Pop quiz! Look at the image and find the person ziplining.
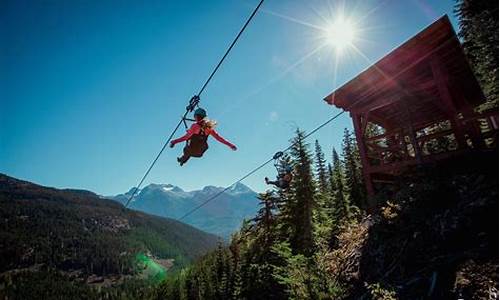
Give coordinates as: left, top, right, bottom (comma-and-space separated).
170, 108, 237, 166
124, 0, 264, 208
264, 151, 293, 189
265, 166, 293, 189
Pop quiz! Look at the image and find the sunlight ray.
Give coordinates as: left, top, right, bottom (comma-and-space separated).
217, 44, 328, 117
350, 43, 389, 79
352, 0, 391, 26
260, 8, 323, 31
349, 43, 420, 101
309, 2, 332, 26
332, 50, 340, 89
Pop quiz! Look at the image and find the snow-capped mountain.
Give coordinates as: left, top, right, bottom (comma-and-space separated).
112, 182, 258, 239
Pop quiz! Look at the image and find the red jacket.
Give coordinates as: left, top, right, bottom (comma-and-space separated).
171, 122, 236, 149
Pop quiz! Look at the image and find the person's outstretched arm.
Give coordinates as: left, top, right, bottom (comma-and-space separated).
170, 124, 198, 147
210, 130, 237, 150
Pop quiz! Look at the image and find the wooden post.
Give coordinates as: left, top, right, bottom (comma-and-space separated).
430, 56, 468, 149
351, 112, 376, 201
401, 97, 423, 163
454, 92, 487, 149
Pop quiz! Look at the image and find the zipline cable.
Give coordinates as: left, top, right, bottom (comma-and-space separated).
124, 117, 186, 208
178, 157, 274, 221
178, 109, 346, 221
283, 110, 345, 152
175, 14, 460, 220
197, 0, 265, 97
124, 0, 266, 208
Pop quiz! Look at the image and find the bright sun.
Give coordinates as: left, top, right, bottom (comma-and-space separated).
324, 18, 356, 51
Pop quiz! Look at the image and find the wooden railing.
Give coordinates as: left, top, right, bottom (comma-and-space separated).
362, 109, 498, 169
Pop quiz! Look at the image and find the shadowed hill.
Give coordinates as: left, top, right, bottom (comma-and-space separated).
0, 174, 219, 299
329, 151, 499, 299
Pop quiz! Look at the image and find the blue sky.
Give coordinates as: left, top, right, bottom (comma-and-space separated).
1, 0, 459, 195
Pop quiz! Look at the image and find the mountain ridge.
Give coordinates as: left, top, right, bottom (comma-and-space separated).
111, 182, 259, 239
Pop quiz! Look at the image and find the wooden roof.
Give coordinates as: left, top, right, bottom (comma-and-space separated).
323, 15, 485, 128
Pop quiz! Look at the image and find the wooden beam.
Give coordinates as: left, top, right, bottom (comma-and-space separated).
453, 91, 488, 149
365, 128, 404, 142
366, 143, 405, 153
430, 54, 468, 149
351, 113, 376, 200
367, 112, 393, 129
361, 113, 369, 136
329, 37, 456, 109
368, 148, 468, 174
399, 96, 423, 163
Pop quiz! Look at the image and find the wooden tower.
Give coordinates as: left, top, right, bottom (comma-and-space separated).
323, 16, 498, 205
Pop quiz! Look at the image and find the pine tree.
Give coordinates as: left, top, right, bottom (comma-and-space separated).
329, 147, 350, 246
342, 129, 366, 210
213, 242, 232, 300
314, 140, 329, 195
288, 129, 316, 256
252, 191, 278, 256
274, 154, 296, 243
237, 192, 287, 300
231, 262, 243, 300
328, 163, 333, 183
455, 0, 498, 110
331, 147, 349, 220
312, 140, 332, 246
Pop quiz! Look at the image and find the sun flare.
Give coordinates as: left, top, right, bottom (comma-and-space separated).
323, 17, 356, 51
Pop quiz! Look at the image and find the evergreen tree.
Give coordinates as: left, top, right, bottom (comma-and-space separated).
288, 129, 316, 256
251, 192, 278, 258
214, 242, 231, 299
328, 163, 334, 184
329, 147, 351, 246
312, 140, 332, 245
231, 263, 243, 300
314, 140, 329, 195
240, 192, 286, 300
455, 0, 499, 110
342, 129, 366, 210
331, 147, 349, 220
274, 155, 296, 244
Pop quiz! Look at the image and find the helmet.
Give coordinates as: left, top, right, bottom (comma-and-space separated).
194, 108, 207, 118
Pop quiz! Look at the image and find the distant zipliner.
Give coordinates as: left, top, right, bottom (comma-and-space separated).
265, 151, 293, 189
170, 108, 237, 166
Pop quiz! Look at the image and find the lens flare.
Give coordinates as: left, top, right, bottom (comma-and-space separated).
135, 253, 167, 283
323, 17, 356, 51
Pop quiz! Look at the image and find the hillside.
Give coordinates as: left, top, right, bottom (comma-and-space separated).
112, 182, 259, 238
330, 155, 499, 299
0, 174, 219, 299
158, 132, 499, 299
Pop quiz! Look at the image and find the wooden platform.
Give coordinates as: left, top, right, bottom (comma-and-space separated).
323, 15, 498, 206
